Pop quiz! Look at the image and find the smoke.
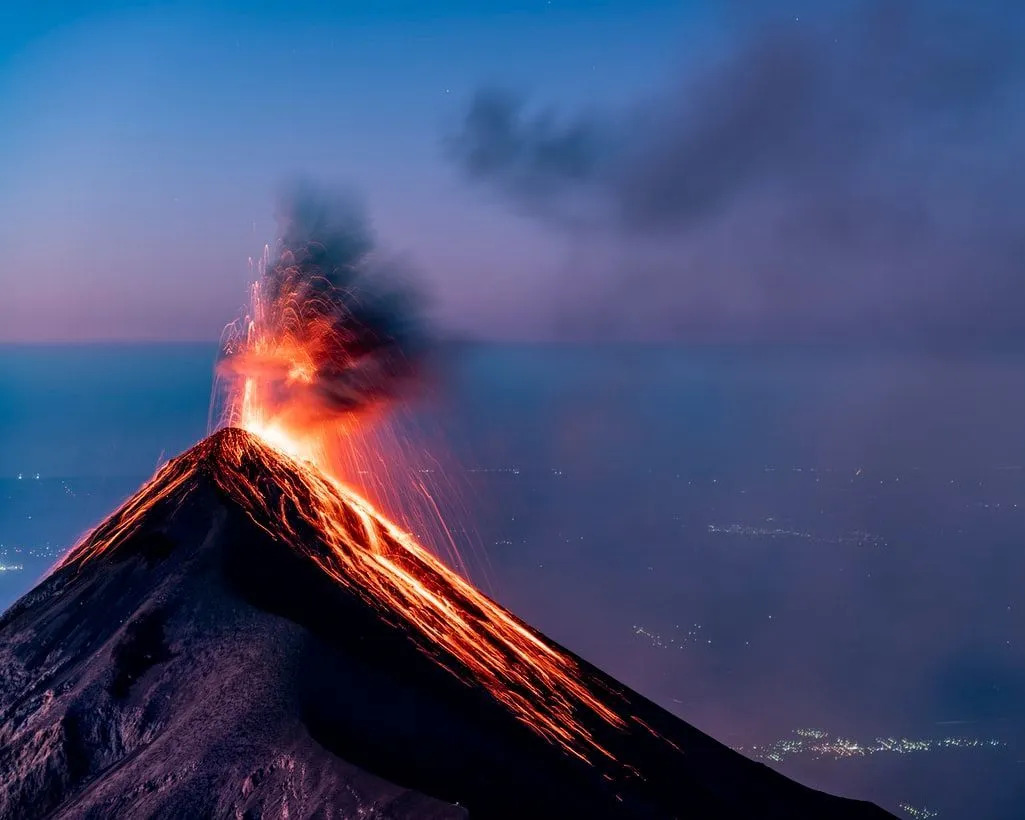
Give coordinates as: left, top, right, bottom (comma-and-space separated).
219, 182, 425, 425
449, 1, 1025, 343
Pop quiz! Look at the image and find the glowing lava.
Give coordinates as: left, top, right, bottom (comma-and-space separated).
62, 429, 628, 764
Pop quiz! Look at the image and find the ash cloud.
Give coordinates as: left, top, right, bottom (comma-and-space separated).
451, 89, 609, 227
450, 1, 1025, 343
221, 182, 425, 422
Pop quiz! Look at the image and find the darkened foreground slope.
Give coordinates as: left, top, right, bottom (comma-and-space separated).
0, 429, 894, 819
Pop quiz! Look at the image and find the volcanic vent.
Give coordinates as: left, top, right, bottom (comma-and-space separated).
0, 428, 892, 819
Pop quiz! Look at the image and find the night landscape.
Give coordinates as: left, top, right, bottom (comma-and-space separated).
1, 2, 1023, 818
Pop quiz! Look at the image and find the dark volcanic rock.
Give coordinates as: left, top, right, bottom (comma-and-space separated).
0, 429, 894, 819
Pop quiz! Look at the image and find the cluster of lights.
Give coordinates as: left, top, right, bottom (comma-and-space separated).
707, 523, 886, 547
633, 623, 706, 650
0, 544, 62, 561
898, 803, 939, 819
738, 728, 1005, 763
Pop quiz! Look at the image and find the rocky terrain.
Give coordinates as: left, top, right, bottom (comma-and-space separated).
0, 429, 893, 819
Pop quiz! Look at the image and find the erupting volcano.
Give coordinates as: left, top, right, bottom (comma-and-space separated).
0, 188, 892, 818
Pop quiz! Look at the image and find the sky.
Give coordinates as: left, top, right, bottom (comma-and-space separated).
1, 1, 1022, 343
0, 0, 693, 342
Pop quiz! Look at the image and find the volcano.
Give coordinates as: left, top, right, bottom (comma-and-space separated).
0, 428, 892, 819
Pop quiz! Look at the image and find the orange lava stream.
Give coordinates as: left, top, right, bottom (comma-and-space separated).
61, 429, 626, 763
215, 430, 628, 762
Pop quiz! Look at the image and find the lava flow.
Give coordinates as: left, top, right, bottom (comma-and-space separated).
61, 428, 628, 763
61, 186, 632, 765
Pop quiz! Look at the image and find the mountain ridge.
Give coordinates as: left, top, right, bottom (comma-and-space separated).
0, 428, 894, 819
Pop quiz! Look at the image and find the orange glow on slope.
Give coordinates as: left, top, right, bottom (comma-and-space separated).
61, 430, 627, 763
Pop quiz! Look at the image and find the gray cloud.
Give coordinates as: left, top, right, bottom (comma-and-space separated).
450, 1, 1025, 343
449, 89, 610, 228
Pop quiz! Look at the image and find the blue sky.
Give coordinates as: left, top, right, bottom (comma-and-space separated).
0, 1, 698, 341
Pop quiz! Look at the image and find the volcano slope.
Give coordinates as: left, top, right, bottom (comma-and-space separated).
0, 429, 893, 819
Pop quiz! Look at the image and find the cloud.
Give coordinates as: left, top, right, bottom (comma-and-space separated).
449, 1, 1025, 343
448, 89, 611, 228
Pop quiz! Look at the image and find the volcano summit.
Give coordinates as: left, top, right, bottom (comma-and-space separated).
0, 429, 892, 819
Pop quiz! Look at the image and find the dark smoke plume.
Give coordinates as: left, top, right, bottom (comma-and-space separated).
449, 1, 1025, 343
219, 182, 425, 423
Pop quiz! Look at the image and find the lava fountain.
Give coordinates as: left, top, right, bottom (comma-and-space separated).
215, 185, 425, 485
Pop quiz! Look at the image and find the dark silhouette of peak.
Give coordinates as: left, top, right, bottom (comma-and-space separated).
0, 429, 894, 819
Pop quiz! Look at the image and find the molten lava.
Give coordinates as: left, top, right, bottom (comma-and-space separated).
62, 429, 631, 764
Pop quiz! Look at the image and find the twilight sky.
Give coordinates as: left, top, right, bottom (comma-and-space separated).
1, 1, 1021, 343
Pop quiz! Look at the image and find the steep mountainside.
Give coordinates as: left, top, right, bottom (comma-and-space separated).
0, 429, 893, 819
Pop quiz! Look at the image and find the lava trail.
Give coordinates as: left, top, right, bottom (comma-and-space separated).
61, 429, 629, 763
